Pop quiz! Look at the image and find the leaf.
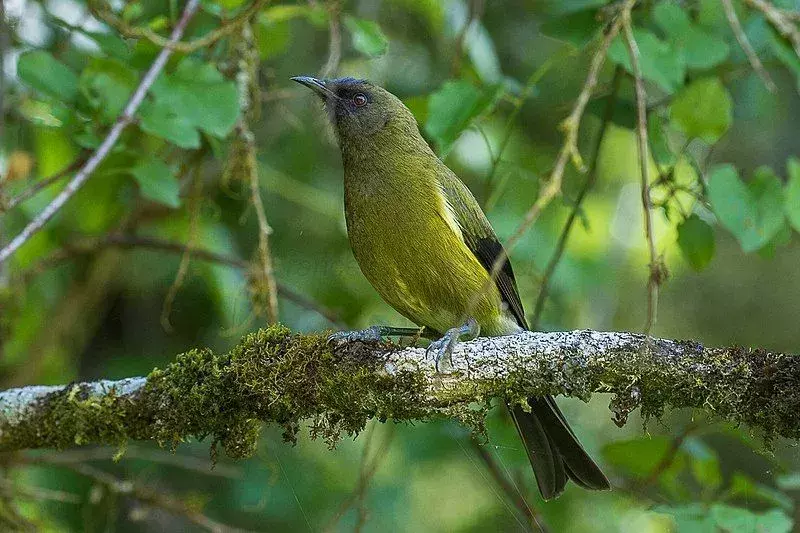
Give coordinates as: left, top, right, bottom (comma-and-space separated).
767, 27, 800, 91
710, 505, 792, 533
669, 78, 732, 143
139, 100, 202, 149
729, 473, 794, 511
683, 437, 721, 490
16, 51, 79, 102
79, 58, 138, 122
653, 504, 716, 533
677, 215, 715, 271
145, 59, 240, 142
255, 19, 290, 60
129, 160, 182, 208
607, 28, 685, 93
424, 80, 499, 157
540, 10, 600, 49
543, 0, 610, 15
708, 164, 785, 252
785, 157, 800, 232
343, 16, 389, 57
648, 112, 675, 166
654, 1, 730, 70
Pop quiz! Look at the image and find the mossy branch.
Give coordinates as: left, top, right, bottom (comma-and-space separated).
1, 326, 798, 460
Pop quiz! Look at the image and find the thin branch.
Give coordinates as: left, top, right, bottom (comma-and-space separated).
23, 235, 346, 327
451, 0, 486, 77
319, 2, 342, 78
475, 0, 635, 319
623, 12, 663, 334
35, 460, 252, 533
0, 0, 202, 266
2, 155, 88, 212
745, 0, 800, 58
721, 0, 777, 93
472, 440, 548, 532
483, 49, 566, 211
531, 67, 624, 330
1, 329, 798, 455
89, 0, 271, 54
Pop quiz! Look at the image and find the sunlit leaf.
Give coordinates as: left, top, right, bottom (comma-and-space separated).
669, 78, 732, 143
343, 16, 389, 57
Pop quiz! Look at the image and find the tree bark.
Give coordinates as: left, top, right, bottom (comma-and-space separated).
0, 327, 797, 458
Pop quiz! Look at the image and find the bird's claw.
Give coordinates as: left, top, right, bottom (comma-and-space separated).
327, 326, 384, 347
426, 332, 458, 372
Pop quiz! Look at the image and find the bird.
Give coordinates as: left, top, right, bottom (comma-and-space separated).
292, 75, 610, 499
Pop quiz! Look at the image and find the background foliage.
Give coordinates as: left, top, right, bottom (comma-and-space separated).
1, 0, 800, 531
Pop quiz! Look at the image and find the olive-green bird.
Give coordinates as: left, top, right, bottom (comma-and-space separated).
293, 75, 610, 499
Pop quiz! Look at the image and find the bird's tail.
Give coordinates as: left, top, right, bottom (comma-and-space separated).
509, 396, 610, 500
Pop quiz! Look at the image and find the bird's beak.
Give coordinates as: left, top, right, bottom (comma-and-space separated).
291, 76, 336, 100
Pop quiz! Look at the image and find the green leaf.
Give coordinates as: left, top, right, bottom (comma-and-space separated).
139, 100, 202, 149
654, 1, 730, 70
677, 215, 715, 271
129, 160, 182, 208
785, 157, 800, 232
79, 58, 138, 122
710, 505, 792, 533
768, 28, 800, 91
648, 112, 675, 166
255, 19, 290, 60
147, 58, 240, 140
17, 51, 79, 102
669, 78, 732, 143
540, 10, 600, 49
602, 436, 680, 477
607, 28, 685, 93
683, 437, 721, 490
343, 16, 389, 57
543, 0, 609, 15
654, 504, 715, 533
729, 473, 794, 511
708, 164, 785, 252
424, 80, 499, 157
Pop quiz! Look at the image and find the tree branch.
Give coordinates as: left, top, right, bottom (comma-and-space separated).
0, 328, 797, 459
0, 0, 202, 266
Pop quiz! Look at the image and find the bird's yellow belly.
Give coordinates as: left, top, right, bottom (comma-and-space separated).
345, 186, 517, 336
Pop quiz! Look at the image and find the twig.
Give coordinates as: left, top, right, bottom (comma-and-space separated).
451, 0, 486, 76
324, 424, 395, 532
745, 0, 800, 58
89, 0, 270, 54
721, 0, 777, 93
39, 460, 252, 533
475, 0, 634, 319
23, 234, 346, 327
0, 0, 202, 266
17, 447, 242, 479
483, 49, 566, 211
531, 67, 624, 330
623, 11, 662, 334
636, 422, 699, 490
2, 155, 88, 212
160, 172, 203, 332
238, 22, 279, 325
472, 440, 548, 532
319, 1, 341, 78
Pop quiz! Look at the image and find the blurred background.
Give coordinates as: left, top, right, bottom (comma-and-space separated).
2, 0, 800, 531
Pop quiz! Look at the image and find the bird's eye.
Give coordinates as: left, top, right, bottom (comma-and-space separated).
353, 93, 368, 107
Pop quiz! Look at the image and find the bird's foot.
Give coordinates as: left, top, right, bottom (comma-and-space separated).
327, 325, 425, 347
426, 318, 480, 372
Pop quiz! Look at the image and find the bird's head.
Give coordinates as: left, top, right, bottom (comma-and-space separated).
291, 76, 416, 143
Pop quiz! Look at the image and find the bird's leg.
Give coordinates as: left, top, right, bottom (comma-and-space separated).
426, 317, 480, 372
328, 325, 433, 345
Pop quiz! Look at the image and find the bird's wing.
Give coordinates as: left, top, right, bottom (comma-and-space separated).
437, 169, 528, 329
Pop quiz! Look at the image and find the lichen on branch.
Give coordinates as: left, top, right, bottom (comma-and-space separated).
1, 327, 799, 461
